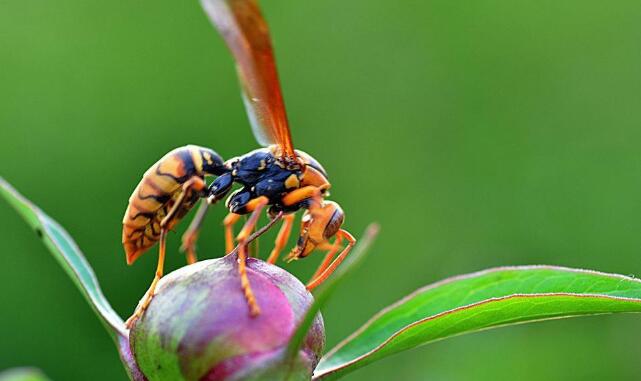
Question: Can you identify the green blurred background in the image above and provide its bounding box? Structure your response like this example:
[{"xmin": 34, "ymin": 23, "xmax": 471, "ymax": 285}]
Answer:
[{"xmin": 2, "ymin": 0, "xmax": 641, "ymax": 380}]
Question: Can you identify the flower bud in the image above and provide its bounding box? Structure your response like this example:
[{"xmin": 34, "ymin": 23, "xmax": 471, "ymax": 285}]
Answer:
[{"xmin": 129, "ymin": 254, "xmax": 325, "ymax": 381}]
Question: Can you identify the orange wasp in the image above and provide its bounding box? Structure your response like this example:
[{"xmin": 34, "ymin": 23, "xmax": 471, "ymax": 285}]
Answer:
[{"xmin": 122, "ymin": 0, "xmax": 355, "ymax": 327}]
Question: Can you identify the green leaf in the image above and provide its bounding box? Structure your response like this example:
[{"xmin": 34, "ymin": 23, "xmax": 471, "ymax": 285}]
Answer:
[
  {"xmin": 313, "ymin": 266, "xmax": 641, "ymax": 380},
  {"xmin": 0, "ymin": 368, "xmax": 51, "ymax": 381},
  {"xmin": 283, "ymin": 224, "xmax": 380, "ymax": 373},
  {"xmin": 0, "ymin": 177, "xmax": 126, "ymax": 339}
]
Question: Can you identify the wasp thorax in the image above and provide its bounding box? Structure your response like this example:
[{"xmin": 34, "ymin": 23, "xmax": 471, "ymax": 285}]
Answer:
[{"xmin": 129, "ymin": 255, "xmax": 325, "ymax": 381}]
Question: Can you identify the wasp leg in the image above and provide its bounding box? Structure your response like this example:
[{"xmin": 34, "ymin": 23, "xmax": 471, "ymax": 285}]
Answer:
[
  {"xmin": 206, "ymin": 172, "xmax": 234, "ymax": 203},
  {"xmin": 181, "ymin": 174, "xmax": 234, "ymax": 264},
  {"xmin": 247, "ymin": 215, "xmax": 260, "ymax": 258},
  {"xmin": 282, "ymin": 185, "xmax": 324, "ymax": 207},
  {"xmin": 305, "ymin": 229, "xmax": 356, "ymax": 291},
  {"xmin": 125, "ymin": 229, "xmax": 167, "ymax": 328},
  {"xmin": 180, "ymin": 200, "xmax": 208, "ymax": 264},
  {"xmin": 223, "ymin": 187, "xmax": 266, "ymax": 254},
  {"xmin": 160, "ymin": 177, "xmax": 207, "ymax": 227},
  {"xmin": 125, "ymin": 177, "xmax": 206, "ymax": 328},
  {"xmin": 309, "ymin": 236, "xmax": 343, "ymax": 282},
  {"xmin": 266, "ymin": 213, "xmax": 295, "ymax": 264},
  {"xmin": 235, "ymin": 196, "xmax": 270, "ymax": 317},
  {"xmin": 223, "ymin": 213, "xmax": 242, "ymax": 254},
  {"xmin": 240, "ymin": 211, "xmax": 284, "ymax": 251},
  {"xmin": 276, "ymin": 186, "xmax": 325, "ymax": 262}
]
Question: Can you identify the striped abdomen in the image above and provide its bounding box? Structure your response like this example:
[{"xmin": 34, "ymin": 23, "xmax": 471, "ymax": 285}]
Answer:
[{"xmin": 122, "ymin": 145, "xmax": 225, "ymax": 264}]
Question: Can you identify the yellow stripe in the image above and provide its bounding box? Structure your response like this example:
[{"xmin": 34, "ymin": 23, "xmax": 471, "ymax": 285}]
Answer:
[{"xmin": 191, "ymin": 146, "xmax": 204, "ymax": 174}]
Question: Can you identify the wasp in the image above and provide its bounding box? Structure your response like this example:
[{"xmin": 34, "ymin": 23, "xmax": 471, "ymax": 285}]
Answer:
[{"xmin": 122, "ymin": 0, "xmax": 355, "ymax": 327}]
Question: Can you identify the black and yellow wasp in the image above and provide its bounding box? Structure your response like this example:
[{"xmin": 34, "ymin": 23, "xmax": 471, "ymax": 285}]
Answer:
[{"xmin": 122, "ymin": 0, "xmax": 355, "ymax": 327}]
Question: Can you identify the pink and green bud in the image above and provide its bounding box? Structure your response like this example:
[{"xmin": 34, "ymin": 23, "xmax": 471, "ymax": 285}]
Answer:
[{"xmin": 129, "ymin": 255, "xmax": 325, "ymax": 381}]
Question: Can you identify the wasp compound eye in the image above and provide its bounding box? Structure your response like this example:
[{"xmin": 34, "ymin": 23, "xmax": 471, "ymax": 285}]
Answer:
[{"xmin": 323, "ymin": 205, "xmax": 345, "ymax": 240}]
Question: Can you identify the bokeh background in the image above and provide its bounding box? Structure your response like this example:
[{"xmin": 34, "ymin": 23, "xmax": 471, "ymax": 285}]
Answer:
[{"xmin": 2, "ymin": 0, "xmax": 641, "ymax": 380}]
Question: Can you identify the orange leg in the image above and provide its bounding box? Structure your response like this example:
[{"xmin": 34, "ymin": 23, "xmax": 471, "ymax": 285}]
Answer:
[
  {"xmin": 282, "ymin": 185, "xmax": 324, "ymax": 206},
  {"xmin": 180, "ymin": 200, "xmax": 209, "ymax": 265},
  {"xmin": 309, "ymin": 236, "xmax": 343, "ymax": 282},
  {"xmin": 235, "ymin": 196, "xmax": 269, "ymax": 317},
  {"xmin": 223, "ymin": 213, "xmax": 241, "ymax": 254},
  {"xmin": 237, "ymin": 244, "xmax": 259, "ymax": 317},
  {"xmin": 248, "ymin": 217, "xmax": 259, "ymax": 258},
  {"xmin": 267, "ymin": 213, "xmax": 295, "ymax": 264},
  {"xmin": 306, "ymin": 229, "xmax": 356, "ymax": 291},
  {"xmin": 126, "ymin": 229, "xmax": 167, "ymax": 328},
  {"xmin": 275, "ymin": 186, "xmax": 325, "ymax": 262},
  {"xmin": 126, "ymin": 177, "xmax": 205, "ymax": 328},
  {"xmin": 245, "ymin": 211, "xmax": 284, "ymax": 248},
  {"xmin": 160, "ymin": 176, "xmax": 206, "ymax": 227}
]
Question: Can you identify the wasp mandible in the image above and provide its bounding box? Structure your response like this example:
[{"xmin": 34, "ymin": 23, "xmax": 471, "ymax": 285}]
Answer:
[{"xmin": 122, "ymin": 0, "xmax": 355, "ymax": 327}]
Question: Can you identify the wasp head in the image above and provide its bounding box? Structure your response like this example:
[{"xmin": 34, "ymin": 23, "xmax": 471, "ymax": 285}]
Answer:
[{"xmin": 288, "ymin": 201, "xmax": 344, "ymax": 260}]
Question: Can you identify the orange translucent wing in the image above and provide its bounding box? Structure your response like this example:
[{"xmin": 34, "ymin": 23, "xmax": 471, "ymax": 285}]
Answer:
[{"xmin": 201, "ymin": 0, "xmax": 295, "ymax": 158}]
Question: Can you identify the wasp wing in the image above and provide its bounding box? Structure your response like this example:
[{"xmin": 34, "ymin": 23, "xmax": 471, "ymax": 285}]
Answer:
[{"xmin": 201, "ymin": 0, "xmax": 296, "ymax": 158}]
